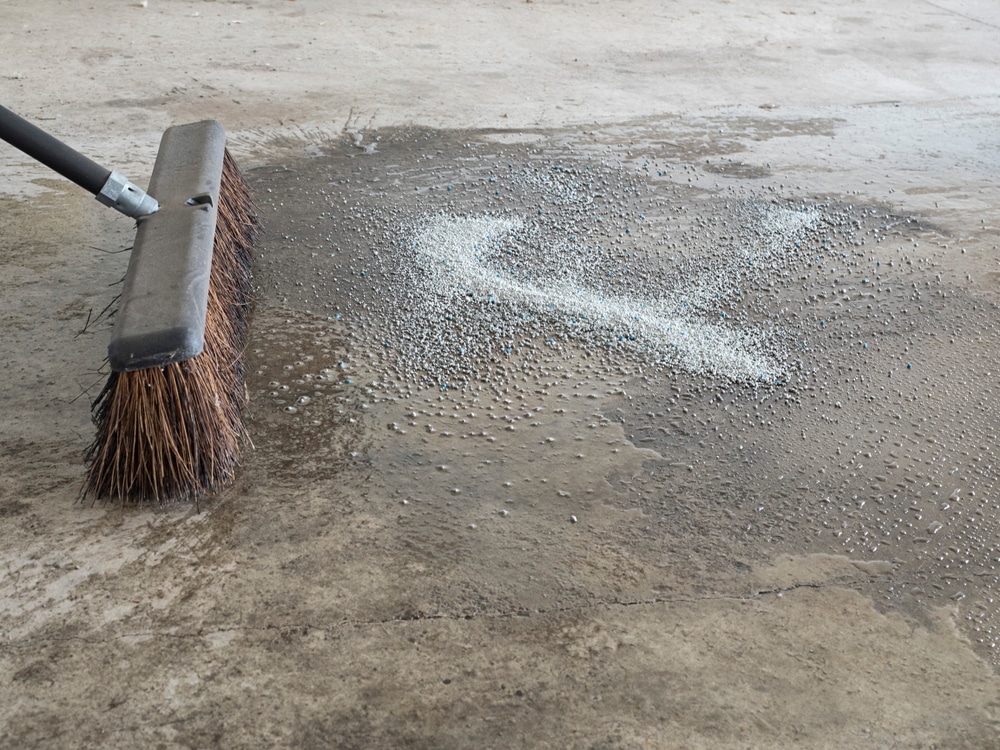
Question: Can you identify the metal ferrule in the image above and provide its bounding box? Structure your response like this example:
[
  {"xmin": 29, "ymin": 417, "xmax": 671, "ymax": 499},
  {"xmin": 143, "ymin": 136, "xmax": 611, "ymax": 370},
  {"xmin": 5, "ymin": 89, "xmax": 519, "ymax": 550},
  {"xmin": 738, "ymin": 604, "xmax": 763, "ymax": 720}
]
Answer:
[{"xmin": 96, "ymin": 170, "xmax": 160, "ymax": 218}]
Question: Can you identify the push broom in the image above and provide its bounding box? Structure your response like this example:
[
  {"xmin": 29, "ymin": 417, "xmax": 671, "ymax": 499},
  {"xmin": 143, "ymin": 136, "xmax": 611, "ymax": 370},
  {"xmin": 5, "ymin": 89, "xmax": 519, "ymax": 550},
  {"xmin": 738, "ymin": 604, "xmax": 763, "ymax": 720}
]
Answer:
[{"xmin": 0, "ymin": 104, "xmax": 259, "ymax": 503}]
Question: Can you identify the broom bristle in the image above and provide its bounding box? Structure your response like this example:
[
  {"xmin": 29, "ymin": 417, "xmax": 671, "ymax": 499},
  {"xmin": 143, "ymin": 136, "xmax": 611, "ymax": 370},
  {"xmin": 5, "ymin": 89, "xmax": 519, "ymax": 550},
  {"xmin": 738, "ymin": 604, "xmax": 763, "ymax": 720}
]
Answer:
[{"xmin": 83, "ymin": 150, "xmax": 259, "ymax": 504}]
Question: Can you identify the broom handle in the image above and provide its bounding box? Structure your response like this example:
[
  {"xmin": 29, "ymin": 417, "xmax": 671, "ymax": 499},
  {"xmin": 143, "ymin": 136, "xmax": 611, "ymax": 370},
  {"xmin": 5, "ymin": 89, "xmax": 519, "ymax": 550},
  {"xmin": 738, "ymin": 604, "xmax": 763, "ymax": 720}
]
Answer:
[
  {"xmin": 0, "ymin": 104, "xmax": 111, "ymax": 193},
  {"xmin": 0, "ymin": 104, "xmax": 158, "ymax": 217}
]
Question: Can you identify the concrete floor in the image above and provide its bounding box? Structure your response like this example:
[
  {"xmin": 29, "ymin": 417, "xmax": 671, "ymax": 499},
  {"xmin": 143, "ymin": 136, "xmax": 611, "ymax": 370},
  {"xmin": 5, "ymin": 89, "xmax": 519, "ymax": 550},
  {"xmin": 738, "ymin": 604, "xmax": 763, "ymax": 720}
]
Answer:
[{"xmin": 2, "ymin": 1, "xmax": 1000, "ymax": 748}]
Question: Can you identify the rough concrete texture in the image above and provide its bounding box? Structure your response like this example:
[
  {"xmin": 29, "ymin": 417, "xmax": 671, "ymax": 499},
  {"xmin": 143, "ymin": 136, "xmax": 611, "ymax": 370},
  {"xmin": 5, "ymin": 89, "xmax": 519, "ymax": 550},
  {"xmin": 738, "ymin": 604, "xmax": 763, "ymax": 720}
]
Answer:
[{"xmin": 3, "ymin": 1, "xmax": 1000, "ymax": 748}]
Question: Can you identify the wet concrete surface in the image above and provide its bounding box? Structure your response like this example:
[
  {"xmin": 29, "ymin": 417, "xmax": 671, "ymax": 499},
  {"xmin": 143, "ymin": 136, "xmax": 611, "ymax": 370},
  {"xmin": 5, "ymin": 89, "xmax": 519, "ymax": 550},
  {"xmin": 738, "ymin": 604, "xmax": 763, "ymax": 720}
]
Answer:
[
  {"xmin": 3, "ymin": 1, "xmax": 1000, "ymax": 748},
  {"xmin": 249, "ymin": 121, "xmax": 1000, "ymax": 654}
]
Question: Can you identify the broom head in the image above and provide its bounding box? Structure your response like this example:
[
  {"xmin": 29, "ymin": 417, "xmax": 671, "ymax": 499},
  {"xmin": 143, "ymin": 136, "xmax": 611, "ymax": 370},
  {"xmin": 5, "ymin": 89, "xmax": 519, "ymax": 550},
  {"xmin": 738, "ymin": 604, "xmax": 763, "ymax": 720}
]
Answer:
[{"xmin": 84, "ymin": 121, "xmax": 258, "ymax": 503}]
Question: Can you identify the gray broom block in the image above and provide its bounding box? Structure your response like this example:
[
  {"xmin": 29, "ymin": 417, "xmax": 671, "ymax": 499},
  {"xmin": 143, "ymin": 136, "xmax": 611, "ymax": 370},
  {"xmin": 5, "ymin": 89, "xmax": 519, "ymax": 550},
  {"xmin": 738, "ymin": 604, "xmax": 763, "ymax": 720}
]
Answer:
[{"xmin": 108, "ymin": 120, "xmax": 226, "ymax": 372}]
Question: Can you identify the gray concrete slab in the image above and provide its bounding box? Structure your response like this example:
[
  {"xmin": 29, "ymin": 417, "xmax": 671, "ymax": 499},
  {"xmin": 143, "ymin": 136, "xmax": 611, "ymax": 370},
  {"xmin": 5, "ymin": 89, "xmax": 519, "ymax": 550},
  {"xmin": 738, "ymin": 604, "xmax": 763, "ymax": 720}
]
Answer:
[{"xmin": 2, "ymin": 1, "xmax": 1000, "ymax": 748}]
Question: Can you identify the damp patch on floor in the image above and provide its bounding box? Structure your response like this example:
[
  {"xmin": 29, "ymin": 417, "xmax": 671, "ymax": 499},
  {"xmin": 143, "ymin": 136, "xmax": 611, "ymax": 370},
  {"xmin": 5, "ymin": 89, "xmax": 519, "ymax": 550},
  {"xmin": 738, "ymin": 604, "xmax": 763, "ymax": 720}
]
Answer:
[{"xmin": 246, "ymin": 123, "xmax": 1000, "ymax": 666}]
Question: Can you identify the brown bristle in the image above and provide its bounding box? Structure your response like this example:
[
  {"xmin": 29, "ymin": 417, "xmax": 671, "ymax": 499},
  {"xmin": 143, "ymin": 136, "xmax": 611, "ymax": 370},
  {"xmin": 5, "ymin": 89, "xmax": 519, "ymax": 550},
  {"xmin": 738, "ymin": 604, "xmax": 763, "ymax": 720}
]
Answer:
[{"xmin": 83, "ymin": 150, "xmax": 259, "ymax": 504}]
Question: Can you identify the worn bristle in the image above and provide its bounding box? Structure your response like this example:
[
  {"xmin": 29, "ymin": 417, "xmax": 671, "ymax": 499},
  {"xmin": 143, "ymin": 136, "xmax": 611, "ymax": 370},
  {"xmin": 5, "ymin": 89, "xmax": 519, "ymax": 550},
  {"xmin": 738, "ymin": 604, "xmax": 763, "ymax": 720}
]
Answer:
[{"xmin": 83, "ymin": 150, "xmax": 260, "ymax": 504}]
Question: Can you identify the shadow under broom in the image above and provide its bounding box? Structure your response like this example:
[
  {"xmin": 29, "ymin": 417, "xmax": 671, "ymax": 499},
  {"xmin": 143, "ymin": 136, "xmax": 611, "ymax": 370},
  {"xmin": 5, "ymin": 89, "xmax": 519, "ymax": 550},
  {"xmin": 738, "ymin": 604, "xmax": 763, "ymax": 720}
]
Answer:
[{"xmin": 0, "ymin": 106, "xmax": 259, "ymax": 504}]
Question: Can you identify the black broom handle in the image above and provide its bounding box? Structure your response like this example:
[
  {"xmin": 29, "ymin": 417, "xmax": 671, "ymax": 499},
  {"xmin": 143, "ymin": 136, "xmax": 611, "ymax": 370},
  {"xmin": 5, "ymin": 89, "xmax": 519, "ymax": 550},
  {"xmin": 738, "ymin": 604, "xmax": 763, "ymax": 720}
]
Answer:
[{"xmin": 0, "ymin": 104, "xmax": 111, "ymax": 195}]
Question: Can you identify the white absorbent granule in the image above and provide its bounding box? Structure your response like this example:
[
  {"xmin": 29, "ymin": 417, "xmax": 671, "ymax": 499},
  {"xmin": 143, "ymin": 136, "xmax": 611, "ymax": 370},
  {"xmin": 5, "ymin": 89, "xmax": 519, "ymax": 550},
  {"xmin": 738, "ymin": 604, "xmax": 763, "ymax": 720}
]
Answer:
[{"xmin": 406, "ymin": 209, "xmax": 814, "ymax": 384}]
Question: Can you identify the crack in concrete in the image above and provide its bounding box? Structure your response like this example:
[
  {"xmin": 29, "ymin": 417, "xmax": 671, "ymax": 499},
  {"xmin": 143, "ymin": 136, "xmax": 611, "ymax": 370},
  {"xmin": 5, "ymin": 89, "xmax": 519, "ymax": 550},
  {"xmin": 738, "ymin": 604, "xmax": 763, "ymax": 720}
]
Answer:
[
  {"xmin": 0, "ymin": 579, "xmax": 869, "ymax": 650},
  {"xmin": 921, "ymin": 0, "xmax": 1000, "ymax": 31}
]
